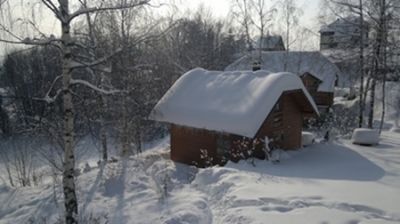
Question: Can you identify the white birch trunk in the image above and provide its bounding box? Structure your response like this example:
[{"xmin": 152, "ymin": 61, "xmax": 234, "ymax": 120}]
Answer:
[
  {"xmin": 358, "ymin": 0, "xmax": 365, "ymax": 128},
  {"xmin": 60, "ymin": 0, "xmax": 78, "ymax": 223}
]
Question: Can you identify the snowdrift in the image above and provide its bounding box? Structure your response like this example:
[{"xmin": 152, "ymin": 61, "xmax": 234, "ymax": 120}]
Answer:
[{"xmin": 351, "ymin": 128, "xmax": 380, "ymax": 145}]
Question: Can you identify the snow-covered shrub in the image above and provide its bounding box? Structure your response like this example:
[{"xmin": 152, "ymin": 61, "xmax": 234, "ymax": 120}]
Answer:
[
  {"xmin": 352, "ymin": 128, "xmax": 380, "ymax": 146},
  {"xmin": 302, "ymin": 132, "xmax": 315, "ymax": 146},
  {"xmin": 199, "ymin": 149, "xmax": 215, "ymax": 167},
  {"xmin": 0, "ymin": 138, "xmax": 36, "ymax": 187},
  {"xmin": 229, "ymin": 138, "xmax": 262, "ymax": 163},
  {"xmin": 335, "ymin": 87, "xmax": 351, "ymax": 98},
  {"xmin": 227, "ymin": 139, "xmax": 248, "ymax": 163},
  {"xmin": 309, "ymin": 98, "xmax": 359, "ymax": 139}
]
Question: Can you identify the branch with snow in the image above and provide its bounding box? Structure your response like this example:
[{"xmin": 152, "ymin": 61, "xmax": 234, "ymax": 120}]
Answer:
[
  {"xmin": 33, "ymin": 75, "xmax": 63, "ymax": 103},
  {"xmin": 0, "ymin": 23, "xmax": 61, "ymax": 49},
  {"xmin": 69, "ymin": 48, "xmax": 122, "ymax": 70},
  {"xmin": 68, "ymin": 0, "xmax": 151, "ymax": 22},
  {"xmin": 70, "ymin": 79, "xmax": 122, "ymax": 95},
  {"xmin": 34, "ymin": 75, "xmax": 121, "ymax": 103},
  {"xmin": 33, "ymin": 89, "xmax": 63, "ymax": 104},
  {"xmin": 0, "ymin": 37, "xmax": 60, "ymax": 48}
]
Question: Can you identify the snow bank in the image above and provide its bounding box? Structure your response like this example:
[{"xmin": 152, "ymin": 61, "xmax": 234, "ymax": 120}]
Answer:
[
  {"xmin": 3, "ymin": 132, "xmax": 400, "ymax": 223},
  {"xmin": 352, "ymin": 128, "xmax": 380, "ymax": 145},
  {"xmin": 225, "ymin": 51, "xmax": 341, "ymax": 93},
  {"xmin": 390, "ymin": 126, "xmax": 400, "ymax": 133},
  {"xmin": 302, "ymin": 131, "xmax": 315, "ymax": 146},
  {"xmin": 150, "ymin": 68, "xmax": 318, "ymax": 138}
]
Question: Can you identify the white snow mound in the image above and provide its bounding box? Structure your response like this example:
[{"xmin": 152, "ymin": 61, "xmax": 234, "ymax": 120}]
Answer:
[
  {"xmin": 302, "ymin": 131, "xmax": 315, "ymax": 146},
  {"xmin": 352, "ymin": 128, "xmax": 380, "ymax": 145}
]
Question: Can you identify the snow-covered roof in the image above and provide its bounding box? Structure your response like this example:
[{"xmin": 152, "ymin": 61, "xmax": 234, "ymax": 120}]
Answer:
[
  {"xmin": 225, "ymin": 51, "xmax": 341, "ymax": 92},
  {"xmin": 149, "ymin": 68, "xmax": 318, "ymax": 138},
  {"xmin": 319, "ymin": 16, "xmax": 369, "ymax": 34}
]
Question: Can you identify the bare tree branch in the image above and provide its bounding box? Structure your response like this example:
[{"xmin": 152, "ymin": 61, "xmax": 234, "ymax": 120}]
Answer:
[
  {"xmin": 40, "ymin": 0, "xmax": 65, "ymax": 23},
  {"xmin": 68, "ymin": 0, "xmax": 150, "ymax": 22},
  {"xmin": 70, "ymin": 79, "xmax": 122, "ymax": 95},
  {"xmin": 69, "ymin": 48, "xmax": 122, "ymax": 69}
]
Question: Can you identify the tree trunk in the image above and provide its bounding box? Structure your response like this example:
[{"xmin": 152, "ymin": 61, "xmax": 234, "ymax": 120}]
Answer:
[
  {"xmin": 358, "ymin": 0, "xmax": 365, "ymax": 128},
  {"xmin": 378, "ymin": 0, "xmax": 388, "ymax": 133},
  {"xmin": 362, "ymin": 71, "xmax": 371, "ymax": 108},
  {"xmin": 121, "ymin": 95, "xmax": 131, "ymax": 156},
  {"xmin": 368, "ymin": 79, "xmax": 376, "ymax": 128},
  {"xmin": 60, "ymin": 0, "xmax": 78, "ymax": 223},
  {"xmin": 379, "ymin": 73, "xmax": 386, "ymax": 132},
  {"xmin": 101, "ymin": 123, "xmax": 108, "ymax": 161},
  {"xmin": 82, "ymin": 1, "xmax": 109, "ymax": 162},
  {"xmin": 370, "ymin": 0, "xmax": 387, "ymax": 130},
  {"xmin": 135, "ymin": 118, "xmax": 142, "ymax": 154}
]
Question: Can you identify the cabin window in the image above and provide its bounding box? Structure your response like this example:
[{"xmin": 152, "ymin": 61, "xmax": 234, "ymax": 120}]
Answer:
[
  {"xmin": 272, "ymin": 115, "xmax": 283, "ymax": 128},
  {"xmin": 271, "ymin": 103, "xmax": 283, "ymax": 128}
]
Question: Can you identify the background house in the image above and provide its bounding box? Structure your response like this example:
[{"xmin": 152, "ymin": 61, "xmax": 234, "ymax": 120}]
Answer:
[
  {"xmin": 320, "ymin": 16, "xmax": 369, "ymax": 50},
  {"xmin": 149, "ymin": 68, "xmax": 318, "ymax": 167},
  {"xmin": 225, "ymin": 51, "xmax": 342, "ymax": 111},
  {"xmin": 255, "ymin": 35, "xmax": 286, "ymax": 51}
]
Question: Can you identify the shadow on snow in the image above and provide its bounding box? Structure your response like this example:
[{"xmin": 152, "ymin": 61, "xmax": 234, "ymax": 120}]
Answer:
[{"xmin": 229, "ymin": 142, "xmax": 386, "ymax": 181}]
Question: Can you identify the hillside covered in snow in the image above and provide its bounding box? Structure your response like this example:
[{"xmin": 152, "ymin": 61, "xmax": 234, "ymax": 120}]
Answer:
[{"xmin": 1, "ymin": 130, "xmax": 400, "ymax": 224}]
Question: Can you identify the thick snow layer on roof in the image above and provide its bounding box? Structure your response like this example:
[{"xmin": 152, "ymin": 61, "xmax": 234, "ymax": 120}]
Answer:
[
  {"xmin": 225, "ymin": 51, "xmax": 341, "ymax": 92},
  {"xmin": 149, "ymin": 68, "xmax": 318, "ymax": 138}
]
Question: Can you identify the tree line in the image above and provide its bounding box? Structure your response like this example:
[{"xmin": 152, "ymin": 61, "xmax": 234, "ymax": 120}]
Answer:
[{"xmin": 0, "ymin": 0, "xmax": 399, "ymax": 223}]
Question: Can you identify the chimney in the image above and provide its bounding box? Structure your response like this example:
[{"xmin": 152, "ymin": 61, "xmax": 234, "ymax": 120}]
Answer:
[{"xmin": 252, "ymin": 61, "xmax": 261, "ymax": 71}]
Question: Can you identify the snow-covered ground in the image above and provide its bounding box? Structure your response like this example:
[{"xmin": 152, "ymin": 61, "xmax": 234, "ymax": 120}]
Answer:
[{"xmin": 1, "ymin": 131, "xmax": 400, "ymax": 224}]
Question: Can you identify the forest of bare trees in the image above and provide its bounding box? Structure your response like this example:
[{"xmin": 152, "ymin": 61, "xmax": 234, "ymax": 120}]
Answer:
[
  {"xmin": 0, "ymin": 0, "xmax": 399, "ymax": 223},
  {"xmin": 0, "ymin": 1, "xmax": 249, "ymax": 223}
]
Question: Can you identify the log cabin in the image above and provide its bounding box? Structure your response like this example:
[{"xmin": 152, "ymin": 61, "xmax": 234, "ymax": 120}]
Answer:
[{"xmin": 149, "ymin": 68, "xmax": 319, "ymax": 167}]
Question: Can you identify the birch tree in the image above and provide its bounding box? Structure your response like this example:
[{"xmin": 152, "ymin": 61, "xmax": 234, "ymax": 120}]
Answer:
[
  {"xmin": 250, "ymin": 0, "xmax": 276, "ymax": 62},
  {"xmin": 231, "ymin": 0, "xmax": 254, "ymax": 51},
  {"xmin": 231, "ymin": 0, "xmax": 275, "ymax": 63},
  {"xmin": 326, "ymin": 0, "xmax": 367, "ymax": 128},
  {"xmin": 366, "ymin": 0, "xmax": 393, "ymax": 130},
  {"xmin": 276, "ymin": 0, "xmax": 302, "ymax": 52},
  {"xmin": 0, "ymin": 0, "xmax": 151, "ymax": 223}
]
